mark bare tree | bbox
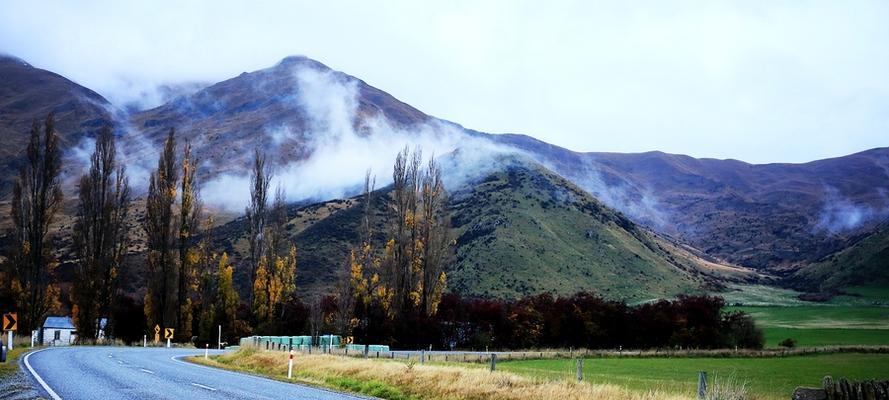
[72,126,130,341]
[7,114,63,334]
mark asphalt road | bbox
[23,346,367,400]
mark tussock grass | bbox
[191,348,693,400]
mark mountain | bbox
[789,224,889,291]
[208,154,758,300]
[491,134,889,270]
[126,56,432,180]
[0,54,115,195]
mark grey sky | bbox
[1,0,887,163]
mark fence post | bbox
[576,359,583,381]
[490,353,497,372]
[364,345,369,359]
[697,371,707,400]
[420,350,425,365]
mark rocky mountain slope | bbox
[0,55,115,194]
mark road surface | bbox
[23,346,367,400]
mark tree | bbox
[216,252,239,339]
[71,126,130,341]
[144,129,178,329]
[176,140,201,340]
[196,215,218,345]
[417,156,450,316]
[7,114,64,335]
[380,147,452,318]
[252,187,296,332]
[385,147,423,316]
[245,148,270,304]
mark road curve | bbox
[23,346,367,400]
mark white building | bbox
[41,316,76,346]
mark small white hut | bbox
[41,316,76,346]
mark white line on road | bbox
[23,348,63,400]
[191,383,217,391]
[117,360,124,364]
[140,368,155,374]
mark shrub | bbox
[779,338,796,348]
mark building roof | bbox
[43,316,75,329]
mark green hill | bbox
[789,225,889,291]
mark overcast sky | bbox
[1,1,887,163]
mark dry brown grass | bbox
[193,348,694,400]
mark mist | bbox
[199,65,511,211]
[816,186,889,234]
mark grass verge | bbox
[0,347,30,378]
[189,348,694,400]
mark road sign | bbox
[2,313,16,331]
[154,324,160,333]
[164,328,174,339]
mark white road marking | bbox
[140,368,154,374]
[191,383,217,391]
[23,348,63,400]
[117,360,124,364]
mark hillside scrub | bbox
[192,348,693,400]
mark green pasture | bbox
[498,353,889,400]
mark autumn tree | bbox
[71,126,130,341]
[194,215,218,344]
[176,140,201,340]
[144,129,178,329]
[417,156,450,315]
[385,147,423,316]
[6,114,63,334]
[347,148,452,338]
[216,252,239,339]
[340,171,388,336]
[245,148,270,304]
[380,147,451,317]
[252,187,296,332]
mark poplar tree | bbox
[176,140,201,340]
[245,149,270,304]
[144,129,178,329]
[72,126,130,341]
[7,114,63,334]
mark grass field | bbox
[498,353,889,400]
[721,284,889,348]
